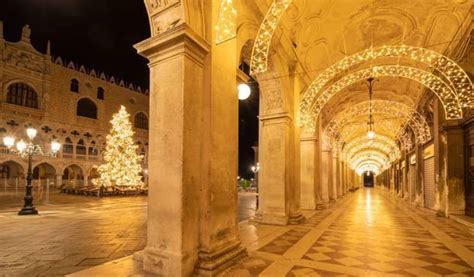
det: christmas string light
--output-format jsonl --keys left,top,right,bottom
{"left": 215, "top": 0, "right": 237, "bottom": 44}
{"left": 93, "top": 106, "right": 144, "bottom": 188}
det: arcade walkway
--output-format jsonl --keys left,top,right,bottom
{"left": 227, "top": 188, "right": 474, "bottom": 276}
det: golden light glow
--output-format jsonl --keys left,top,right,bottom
{"left": 93, "top": 106, "right": 144, "bottom": 188}
{"left": 250, "top": 0, "right": 291, "bottom": 75}
{"left": 215, "top": 0, "right": 237, "bottom": 44}
{"left": 323, "top": 100, "right": 430, "bottom": 151}
{"left": 300, "top": 65, "right": 463, "bottom": 132}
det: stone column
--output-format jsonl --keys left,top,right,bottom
{"left": 135, "top": 23, "right": 244, "bottom": 275}
{"left": 415, "top": 143, "right": 424, "bottom": 205}
{"left": 56, "top": 174, "right": 62, "bottom": 189}
{"left": 320, "top": 150, "right": 331, "bottom": 203}
{"left": 334, "top": 154, "right": 342, "bottom": 198}
{"left": 256, "top": 114, "right": 304, "bottom": 224}
{"left": 330, "top": 153, "right": 338, "bottom": 200}
{"left": 300, "top": 136, "right": 318, "bottom": 209}
{"left": 439, "top": 122, "right": 465, "bottom": 215}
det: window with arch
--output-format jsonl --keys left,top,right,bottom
{"left": 63, "top": 137, "right": 74, "bottom": 154}
{"left": 7, "top": 83, "right": 39, "bottom": 109}
{"left": 76, "top": 139, "right": 86, "bottom": 155}
{"left": 97, "top": 87, "right": 104, "bottom": 100}
{"left": 70, "top": 79, "right": 79, "bottom": 92}
{"left": 76, "top": 98, "right": 98, "bottom": 119}
{"left": 134, "top": 112, "right": 148, "bottom": 130}
{"left": 88, "top": 141, "right": 98, "bottom": 156}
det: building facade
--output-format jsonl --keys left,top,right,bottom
{"left": 0, "top": 24, "right": 149, "bottom": 189}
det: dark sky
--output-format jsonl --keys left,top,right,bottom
{"left": 0, "top": 0, "right": 259, "bottom": 179}
{"left": 0, "top": 0, "right": 150, "bottom": 86}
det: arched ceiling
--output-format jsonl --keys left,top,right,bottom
{"left": 246, "top": 0, "right": 472, "bottom": 175}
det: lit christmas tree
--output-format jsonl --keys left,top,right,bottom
{"left": 93, "top": 106, "right": 144, "bottom": 188}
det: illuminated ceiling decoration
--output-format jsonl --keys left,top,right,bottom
{"left": 351, "top": 152, "right": 389, "bottom": 170}
{"left": 215, "top": 0, "right": 237, "bottom": 44}
{"left": 250, "top": 0, "right": 291, "bottom": 75}
{"left": 300, "top": 65, "right": 462, "bottom": 132}
{"left": 343, "top": 134, "right": 401, "bottom": 161}
{"left": 356, "top": 163, "right": 381, "bottom": 176}
{"left": 323, "top": 100, "right": 431, "bottom": 150}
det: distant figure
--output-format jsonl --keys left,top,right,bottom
{"left": 21, "top": 25, "right": 31, "bottom": 42}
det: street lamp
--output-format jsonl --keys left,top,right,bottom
{"left": 2, "top": 128, "right": 61, "bottom": 215}
{"left": 250, "top": 162, "right": 260, "bottom": 208}
{"left": 238, "top": 83, "right": 251, "bottom": 100}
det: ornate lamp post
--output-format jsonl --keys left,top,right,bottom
{"left": 251, "top": 162, "right": 260, "bottom": 208}
{"left": 3, "top": 127, "right": 61, "bottom": 215}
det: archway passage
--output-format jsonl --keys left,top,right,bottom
{"left": 33, "top": 163, "right": 56, "bottom": 180}
{"left": 62, "top": 165, "right": 84, "bottom": 187}
{"left": 364, "top": 172, "right": 375, "bottom": 187}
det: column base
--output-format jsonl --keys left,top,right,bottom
{"left": 195, "top": 240, "right": 247, "bottom": 276}
{"left": 143, "top": 246, "right": 196, "bottom": 276}
{"left": 252, "top": 211, "right": 289, "bottom": 225}
{"left": 289, "top": 212, "right": 305, "bottom": 225}
{"left": 315, "top": 203, "right": 327, "bottom": 210}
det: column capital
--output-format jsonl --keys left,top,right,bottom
{"left": 300, "top": 136, "right": 318, "bottom": 142}
{"left": 439, "top": 120, "right": 463, "bottom": 133}
{"left": 134, "top": 23, "right": 210, "bottom": 66}
{"left": 259, "top": 112, "right": 293, "bottom": 123}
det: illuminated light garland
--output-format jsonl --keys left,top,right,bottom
{"left": 356, "top": 164, "right": 381, "bottom": 176}
{"left": 93, "top": 106, "right": 144, "bottom": 188}
{"left": 343, "top": 134, "right": 401, "bottom": 162}
{"left": 346, "top": 141, "right": 399, "bottom": 163}
{"left": 351, "top": 153, "right": 389, "bottom": 170}
{"left": 300, "top": 65, "right": 462, "bottom": 132}
{"left": 250, "top": 0, "right": 291, "bottom": 75}
{"left": 298, "top": 46, "right": 472, "bottom": 111}
{"left": 215, "top": 0, "right": 237, "bottom": 44}
{"left": 398, "top": 131, "right": 414, "bottom": 151}
{"left": 323, "top": 100, "right": 430, "bottom": 150}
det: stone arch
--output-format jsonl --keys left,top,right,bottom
{"left": 0, "top": 160, "right": 25, "bottom": 179}
{"left": 33, "top": 162, "right": 57, "bottom": 180}
{"left": 323, "top": 100, "right": 432, "bottom": 148}
{"left": 62, "top": 164, "right": 85, "bottom": 186}
{"left": 300, "top": 65, "right": 463, "bottom": 133}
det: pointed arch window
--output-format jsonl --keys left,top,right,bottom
{"left": 7, "top": 83, "right": 38, "bottom": 109}
{"left": 63, "top": 137, "right": 74, "bottom": 154}
{"left": 76, "top": 139, "right": 86, "bottom": 155}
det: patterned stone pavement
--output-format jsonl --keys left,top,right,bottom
{"left": 226, "top": 188, "right": 474, "bottom": 276}
{"left": 0, "top": 196, "right": 147, "bottom": 277}
{"left": 0, "top": 192, "right": 256, "bottom": 276}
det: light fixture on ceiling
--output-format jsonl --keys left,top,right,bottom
{"left": 238, "top": 83, "right": 251, "bottom": 100}
{"left": 367, "top": 77, "right": 376, "bottom": 140}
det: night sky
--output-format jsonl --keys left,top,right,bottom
{"left": 0, "top": 0, "right": 259, "bottom": 179}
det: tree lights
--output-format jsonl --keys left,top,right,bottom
{"left": 92, "top": 106, "right": 144, "bottom": 188}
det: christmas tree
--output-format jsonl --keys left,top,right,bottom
{"left": 93, "top": 106, "right": 144, "bottom": 188}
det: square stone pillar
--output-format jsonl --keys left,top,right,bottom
{"left": 135, "top": 24, "right": 244, "bottom": 276}
{"left": 439, "top": 122, "right": 465, "bottom": 215}
{"left": 320, "top": 150, "right": 331, "bottom": 203}
{"left": 300, "top": 136, "right": 318, "bottom": 209}
{"left": 334, "top": 155, "right": 342, "bottom": 198}
{"left": 415, "top": 144, "right": 424, "bottom": 205}
{"left": 256, "top": 113, "right": 303, "bottom": 224}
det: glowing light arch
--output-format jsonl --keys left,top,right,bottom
{"left": 300, "top": 65, "right": 462, "bottom": 132}
{"left": 249, "top": 0, "right": 291, "bottom": 75}
{"left": 351, "top": 154, "right": 389, "bottom": 170}
{"left": 323, "top": 100, "right": 431, "bottom": 149}
{"left": 216, "top": 0, "right": 237, "bottom": 44}
{"left": 343, "top": 135, "right": 401, "bottom": 162}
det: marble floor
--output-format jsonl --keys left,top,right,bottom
{"left": 226, "top": 188, "right": 474, "bottom": 276}
{"left": 0, "top": 192, "right": 255, "bottom": 276}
